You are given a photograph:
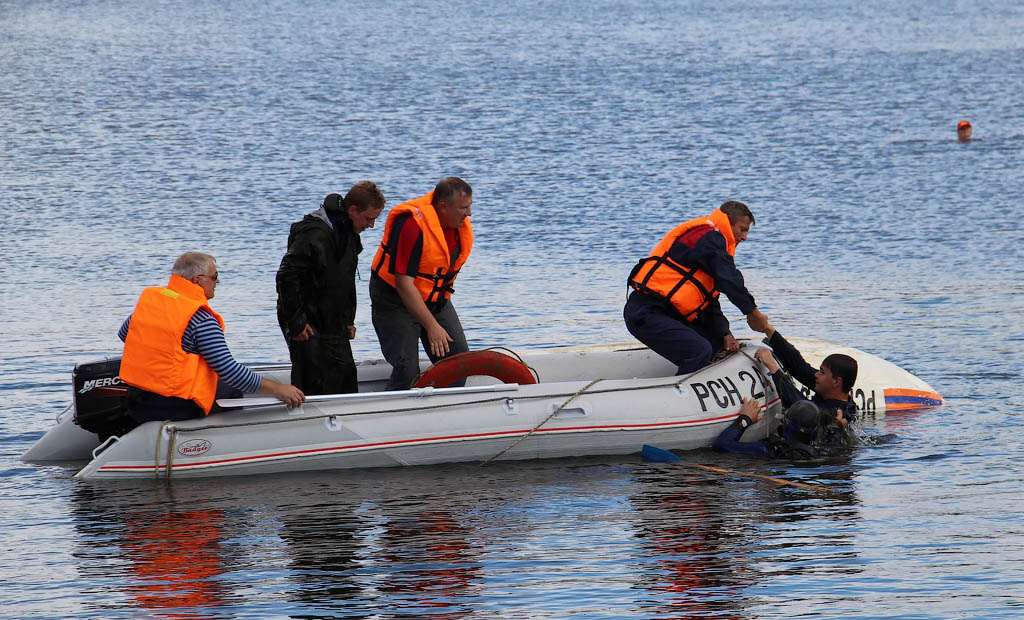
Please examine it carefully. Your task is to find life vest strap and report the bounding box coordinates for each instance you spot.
[627,255,717,320]
[416,267,460,303]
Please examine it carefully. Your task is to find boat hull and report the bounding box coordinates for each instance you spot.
[22,339,941,480]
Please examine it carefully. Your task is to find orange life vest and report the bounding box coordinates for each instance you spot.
[119,274,225,414]
[371,191,474,303]
[627,208,737,320]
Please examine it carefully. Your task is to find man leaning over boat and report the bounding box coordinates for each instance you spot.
[369,177,475,391]
[624,200,770,375]
[118,252,305,425]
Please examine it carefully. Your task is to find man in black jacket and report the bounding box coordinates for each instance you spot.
[753,324,858,425]
[276,182,385,394]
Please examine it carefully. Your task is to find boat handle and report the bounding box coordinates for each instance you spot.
[92,435,120,459]
[548,402,591,417]
[55,403,73,423]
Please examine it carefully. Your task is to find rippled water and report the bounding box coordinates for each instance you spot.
[2,0,1023,618]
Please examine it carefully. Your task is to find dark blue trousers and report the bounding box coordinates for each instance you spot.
[623,292,721,375]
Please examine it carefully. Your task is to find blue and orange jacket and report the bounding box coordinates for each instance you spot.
[628,208,755,320]
[371,191,473,303]
[119,274,224,414]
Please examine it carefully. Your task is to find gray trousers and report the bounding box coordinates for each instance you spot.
[371,298,469,391]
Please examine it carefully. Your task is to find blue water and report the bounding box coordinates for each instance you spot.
[2,0,1023,618]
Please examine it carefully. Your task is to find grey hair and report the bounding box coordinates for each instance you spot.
[172,252,216,279]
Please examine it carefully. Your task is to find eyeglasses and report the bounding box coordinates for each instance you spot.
[197,271,219,282]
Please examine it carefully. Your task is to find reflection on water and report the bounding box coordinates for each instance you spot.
[373,508,481,614]
[280,501,362,608]
[71,484,235,620]
[630,475,745,618]
[629,459,862,619]
[119,508,229,617]
[66,460,868,619]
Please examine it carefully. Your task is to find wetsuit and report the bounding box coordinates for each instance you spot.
[765,330,857,423]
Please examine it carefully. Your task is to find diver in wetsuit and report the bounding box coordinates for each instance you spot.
[712,398,852,459]
[754,324,858,427]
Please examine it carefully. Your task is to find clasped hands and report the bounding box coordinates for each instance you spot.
[746,308,770,333]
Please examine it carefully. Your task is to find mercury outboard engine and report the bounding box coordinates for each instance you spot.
[72,357,137,440]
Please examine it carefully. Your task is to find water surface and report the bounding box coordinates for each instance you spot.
[2,0,1023,618]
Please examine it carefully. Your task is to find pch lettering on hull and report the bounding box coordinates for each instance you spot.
[690,367,768,412]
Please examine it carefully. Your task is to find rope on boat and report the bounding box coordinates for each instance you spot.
[154,421,169,481]
[485,346,540,383]
[410,346,540,387]
[480,377,603,466]
[165,426,178,483]
[154,420,178,482]
[55,402,73,423]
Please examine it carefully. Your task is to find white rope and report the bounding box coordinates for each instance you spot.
[164,426,177,483]
[481,378,603,466]
[154,420,177,482]
[154,421,171,481]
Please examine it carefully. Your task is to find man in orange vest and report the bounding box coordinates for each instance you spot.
[624,201,769,375]
[119,252,305,424]
[369,178,474,390]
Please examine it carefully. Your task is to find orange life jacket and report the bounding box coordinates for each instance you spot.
[627,208,737,320]
[119,274,225,414]
[371,191,474,303]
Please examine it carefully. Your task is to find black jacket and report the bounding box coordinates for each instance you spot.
[767,330,858,422]
[276,206,361,338]
[712,414,849,460]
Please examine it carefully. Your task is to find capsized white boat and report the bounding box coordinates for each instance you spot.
[22,338,941,480]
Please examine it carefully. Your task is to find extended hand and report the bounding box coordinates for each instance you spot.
[723,334,739,352]
[746,309,770,333]
[347,325,356,339]
[754,348,780,373]
[740,397,762,423]
[426,324,454,358]
[834,409,848,427]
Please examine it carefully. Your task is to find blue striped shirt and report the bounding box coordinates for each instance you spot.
[118,309,262,393]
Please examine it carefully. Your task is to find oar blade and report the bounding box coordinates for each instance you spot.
[641,444,681,463]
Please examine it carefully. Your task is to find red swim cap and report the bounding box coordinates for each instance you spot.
[957,120,971,130]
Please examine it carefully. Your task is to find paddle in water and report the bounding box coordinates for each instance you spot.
[640,444,830,494]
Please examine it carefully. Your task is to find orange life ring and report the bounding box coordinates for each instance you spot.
[412,350,537,388]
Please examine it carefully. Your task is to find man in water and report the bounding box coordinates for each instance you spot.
[119,252,305,424]
[957,120,973,142]
[712,397,850,459]
[276,182,386,395]
[369,177,475,390]
[754,323,858,426]
[624,200,770,375]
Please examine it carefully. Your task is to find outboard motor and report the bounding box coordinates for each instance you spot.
[72,357,137,440]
